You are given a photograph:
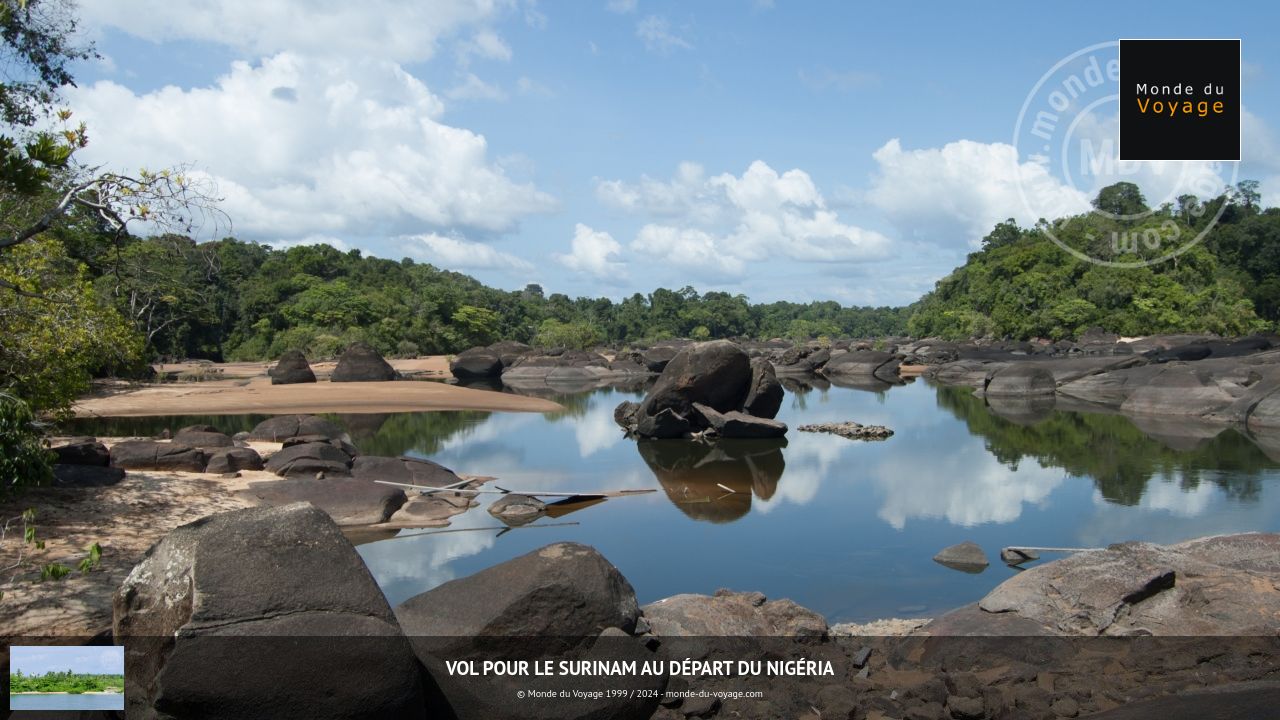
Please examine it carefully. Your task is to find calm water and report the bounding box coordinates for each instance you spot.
[9,693,124,710]
[69,380,1280,623]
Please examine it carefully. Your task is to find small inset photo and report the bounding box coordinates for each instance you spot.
[8,645,124,712]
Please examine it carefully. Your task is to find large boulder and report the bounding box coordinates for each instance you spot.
[264,441,355,478]
[1247,385,1280,431]
[983,364,1056,397]
[974,533,1280,636]
[1120,366,1237,418]
[241,477,407,525]
[821,350,900,382]
[450,346,503,380]
[641,345,678,373]
[331,342,398,382]
[112,503,424,718]
[488,340,532,368]
[1057,363,1168,408]
[396,543,661,720]
[641,589,828,637]
[933,541,989,573]
[267,349,317,385]
[110,441,209,472]
[693,403,788,439]
[621,340,754,438]
[173,426,235,448]
[742,358,784,419]
[204,447,264,474]
[247,415,346,442]
[350,455,463,488]
[51,437,110,466]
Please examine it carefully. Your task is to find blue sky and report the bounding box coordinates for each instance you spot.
[10,645,123,676]
[64,2,1280,306]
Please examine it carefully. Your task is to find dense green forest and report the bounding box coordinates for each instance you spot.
[908,181,1278,340]
[9,670,124,694]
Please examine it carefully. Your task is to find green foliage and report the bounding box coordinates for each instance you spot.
[906,183,1276,340]
[0,395,52,496]
[0,237,144,415]
[9,670,124,694]
[39,562,70,580]
[534,318,604,349]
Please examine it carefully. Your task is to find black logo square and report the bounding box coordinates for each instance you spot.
[1119,39,1240,161]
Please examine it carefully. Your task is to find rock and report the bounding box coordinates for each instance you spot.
[643,346,679,373]
[451,346,503,379]
[821,350,900,380]
[282,434,360,457]
[681,694,720,718]
[487,493,547,525]
[488,340,533,368]
[113,503,423,718]
[1120,366,1237,417]
[350,455,462,488]
[264,441,355,477]
[396,541,640,654]
[204,447,264,474]
[51,438,110,466]
[614,400,641,431]
[640,340,753,422]
[1078,326,1119,345]
[742,358,784,419]
[947,694,985,720]
[976,534,1280,635]
[109,441,209,472]
[933,541,989,573]
[1000,547,1040,565]
[52,464,126,487]
[1153,341,1214,363]
[1080,681,1280,719]
[331,342,398,382]
[242,478,407,525]
[1051,696,1080,717]
[797,422,893,441]
[267,349,317,385]
[1056,364,1167,408]
[693,403,787,439]
[172,428,235,448]
[641,589,828,637]
[247,414,346,442]
[984,364,1056,397]
[636,407,694,439]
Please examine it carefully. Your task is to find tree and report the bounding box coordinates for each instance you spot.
[1092,182,1148,217]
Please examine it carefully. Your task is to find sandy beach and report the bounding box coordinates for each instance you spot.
[73,357,563,417]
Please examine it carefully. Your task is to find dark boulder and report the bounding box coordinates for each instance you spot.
[113,503,424,718]
[1153,341,1214,363]
[642,346,678,373]
[267,349,317,385]
[282,434,361,458]
[51,438,110,466]
[488,340,532,368]
[205,447,264,474]
[821,350,898,378]
[642,589,827,637]
[241,478,407,525]
[635,407,693,439]
[350,455,463,488]
[110,441,209,472]
[638,340,752,422]
[247,415,346,442]
[613,400,641,431]
[693,403,787,439]
[264,441,355,477]
[52,464,126,488]
[984,364,1056,397]
[487,493,547,525]
[742,358,784,419]
[173,427,235,448]
[331,342,398,382]
[450,346,503,380]
[933,541,990,573]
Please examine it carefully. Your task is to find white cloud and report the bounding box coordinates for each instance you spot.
[600,160,891,279]
[447,72,508,101]
[867,138,1091,248]
[606,0,638,13]
[636,15,692,54]
[556,224,625,277]
[405,233,534,273]
[80,0,512,63]
[456,28,513,65]
[68,53,555,243]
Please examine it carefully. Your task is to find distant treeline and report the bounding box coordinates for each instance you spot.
[908,181,1279,341]
[9,670,124,694]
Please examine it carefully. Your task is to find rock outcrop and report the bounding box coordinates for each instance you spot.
[247,414,346,442]
[113,503,425,718]
[331,342,399,382]
[268,349,317,385]
[642,589,828,637]
[109,440,209,472]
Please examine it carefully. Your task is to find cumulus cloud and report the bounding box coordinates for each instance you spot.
[636,15,692,54]
[556,224,625,277]
[79,0,511,63]
[456,28,513,66]
[405,233,533,273]
[867,138,1091,248]
[67,53,555,243]
[447,72,508,101]
[599,160,891,279]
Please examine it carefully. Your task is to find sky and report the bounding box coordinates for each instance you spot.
[10,645,123,675]
[60,1,1280,307]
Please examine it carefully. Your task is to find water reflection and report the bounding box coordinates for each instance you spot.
[637,439,787,523]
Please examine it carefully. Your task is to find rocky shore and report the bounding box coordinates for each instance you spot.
[62,500,1280,719]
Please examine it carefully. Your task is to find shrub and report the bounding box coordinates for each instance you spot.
[0,395,53,498]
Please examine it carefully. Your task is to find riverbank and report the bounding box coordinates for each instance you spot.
[73,356,563,417]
